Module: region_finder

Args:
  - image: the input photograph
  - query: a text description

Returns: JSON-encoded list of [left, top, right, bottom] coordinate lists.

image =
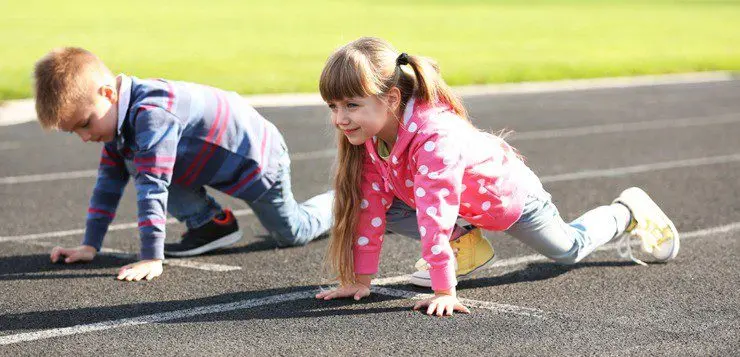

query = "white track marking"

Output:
[[2, 112, 739, 185], [0, 169, 98, 184], [2, 154, 738, 244], [0, 221, 736, 345], [510, 113, 740, 141], [540, 154, 740, 183], [371, 286, 547, 319], [0, 209, 253, 243], [0, 290, 317, 345], [2, 72, 735, 127], [0, 141, 21, 151], [0, 285, 546, 345], [24, 241, 242, 272]]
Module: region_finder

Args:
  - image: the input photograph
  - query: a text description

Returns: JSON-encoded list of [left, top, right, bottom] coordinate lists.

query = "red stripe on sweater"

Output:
[[182, 91, 230, 186], [225, 167, 261, 195], [134, 156, 176, 165], [100, 158, 119, 167], [175, 90, 224, 185], [137, 166, 174, 175]]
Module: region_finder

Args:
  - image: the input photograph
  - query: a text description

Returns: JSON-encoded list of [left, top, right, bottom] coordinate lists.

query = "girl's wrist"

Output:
[[434, 287, 456, 297], [354, 274, 373, 288]]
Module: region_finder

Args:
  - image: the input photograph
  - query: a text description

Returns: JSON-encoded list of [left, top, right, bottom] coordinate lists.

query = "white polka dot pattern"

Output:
[[424, 141, 436, 152], [354, 108, 530, 292]]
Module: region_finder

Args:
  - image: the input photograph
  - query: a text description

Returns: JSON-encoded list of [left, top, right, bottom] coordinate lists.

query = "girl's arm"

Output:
[[411, 131, 465, 293]]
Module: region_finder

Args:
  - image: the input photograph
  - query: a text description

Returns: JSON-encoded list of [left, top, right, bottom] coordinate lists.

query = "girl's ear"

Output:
[[386, 87, 402, 113]]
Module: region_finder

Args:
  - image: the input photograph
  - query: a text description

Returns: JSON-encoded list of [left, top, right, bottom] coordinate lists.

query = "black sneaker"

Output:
[[164, 209, 242, 257]]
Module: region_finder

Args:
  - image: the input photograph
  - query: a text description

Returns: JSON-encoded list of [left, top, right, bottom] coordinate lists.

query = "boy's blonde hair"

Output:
[[318, 37, 468, 286], [33, 47, 111, 130]]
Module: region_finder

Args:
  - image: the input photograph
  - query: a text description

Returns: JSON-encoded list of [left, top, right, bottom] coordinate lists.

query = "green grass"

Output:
[[1, 0, 739, 100]]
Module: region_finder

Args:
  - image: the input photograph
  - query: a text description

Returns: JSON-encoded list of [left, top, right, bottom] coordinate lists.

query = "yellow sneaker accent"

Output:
[[410, 228, 495, 287], [613, 187, 680, 265], [451, 228, 495, 276]]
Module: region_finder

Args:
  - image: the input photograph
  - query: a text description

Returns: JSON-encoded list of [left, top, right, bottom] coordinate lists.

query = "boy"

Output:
[[34, 47, 334, 281]]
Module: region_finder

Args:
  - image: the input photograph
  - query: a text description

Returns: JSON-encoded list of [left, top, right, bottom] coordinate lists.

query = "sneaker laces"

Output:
[[616, 227, 654, 266]]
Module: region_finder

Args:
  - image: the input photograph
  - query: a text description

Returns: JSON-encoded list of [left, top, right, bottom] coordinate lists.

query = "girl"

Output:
[[315, 37, 679, 317]]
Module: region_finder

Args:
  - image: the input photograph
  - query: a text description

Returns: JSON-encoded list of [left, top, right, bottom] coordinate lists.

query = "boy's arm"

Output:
[[131, 107, 181, 260], [82, 142, 131, 251]]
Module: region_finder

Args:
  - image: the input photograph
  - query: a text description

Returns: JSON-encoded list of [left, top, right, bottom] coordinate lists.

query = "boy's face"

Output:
[[59, 84, 118, 143]]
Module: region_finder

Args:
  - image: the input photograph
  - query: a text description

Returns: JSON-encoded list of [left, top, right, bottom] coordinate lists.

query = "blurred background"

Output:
[[1, 0, 739, 100]]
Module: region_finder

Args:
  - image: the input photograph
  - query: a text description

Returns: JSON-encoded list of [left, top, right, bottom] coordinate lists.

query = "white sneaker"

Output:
[[613, 187, 680, 265]]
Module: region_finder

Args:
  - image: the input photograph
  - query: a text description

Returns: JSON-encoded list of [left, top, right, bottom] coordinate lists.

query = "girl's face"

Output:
[[327, 89, 401, 146]]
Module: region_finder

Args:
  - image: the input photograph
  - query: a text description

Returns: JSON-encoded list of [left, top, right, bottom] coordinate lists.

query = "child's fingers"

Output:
[[145, 270, 159, 281], [50, 247, 63, 263], [445, 304, 454, 316], [353, 289, 365, 301], [436, 304, 446, 317], [426, 301, 438, 315], [455, 303, 471, 314], [316, 289, 334, 299], [64, 252, 83, 263], [117, 265, 133, 280], [322, 290, 340, 300], [133, 269, 149, 282]]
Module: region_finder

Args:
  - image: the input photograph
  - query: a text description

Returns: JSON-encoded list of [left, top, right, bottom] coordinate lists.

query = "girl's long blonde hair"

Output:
[[319, 37, 468, 286]]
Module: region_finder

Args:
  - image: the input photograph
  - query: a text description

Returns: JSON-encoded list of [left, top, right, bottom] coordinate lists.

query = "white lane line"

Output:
[[510, 113, 740, 141], [290, 149, 336, 161], [540, 154, 740, 183], [23, 241, 242, 272], [0, 284, 546, 345], [373, 221, 740, 286], [0, 169, 98, 185], [0, 290, 317, 346], [0, 208, 253, 244], [0, 141, 21, 151], [2, 113, 739, 185], [2, 153, 738, 244], [1, 220, 736, 345], [371, 286, 547, 319]]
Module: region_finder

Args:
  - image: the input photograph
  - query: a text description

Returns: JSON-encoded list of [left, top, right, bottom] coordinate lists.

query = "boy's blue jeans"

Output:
[[125, 145, 334, 247], [386, 188, 629, 265]]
